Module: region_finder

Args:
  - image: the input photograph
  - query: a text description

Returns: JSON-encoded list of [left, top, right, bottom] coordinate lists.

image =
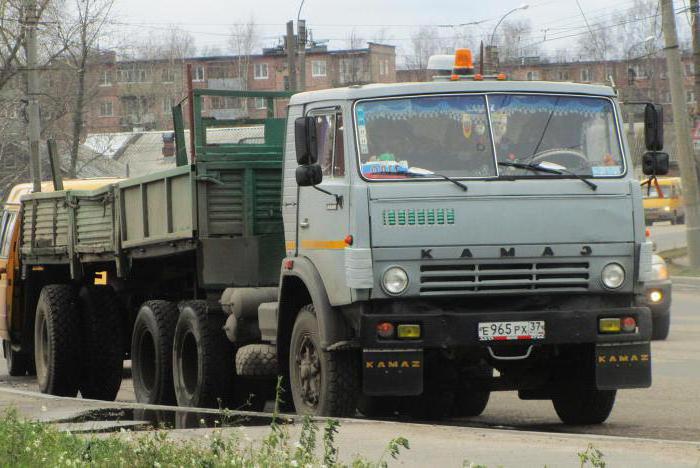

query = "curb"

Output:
[[670, 275, 700, 288]]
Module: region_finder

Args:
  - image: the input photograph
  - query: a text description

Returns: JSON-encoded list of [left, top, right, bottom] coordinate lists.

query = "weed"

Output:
[[578, 443, 606, 468]]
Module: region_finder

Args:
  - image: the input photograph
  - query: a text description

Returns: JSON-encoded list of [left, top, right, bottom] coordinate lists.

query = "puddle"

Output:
[[55, 407, 286, 433]]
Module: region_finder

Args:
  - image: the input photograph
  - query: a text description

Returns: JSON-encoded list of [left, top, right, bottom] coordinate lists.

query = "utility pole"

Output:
[[661, 0, 700, 267], [286, 20, 297, 93], [298, 19, 307, 92], [24, 0, 41, 192]]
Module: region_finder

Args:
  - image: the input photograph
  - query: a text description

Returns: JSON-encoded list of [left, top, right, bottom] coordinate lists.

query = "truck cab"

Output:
[[280, 79, 660, 423]]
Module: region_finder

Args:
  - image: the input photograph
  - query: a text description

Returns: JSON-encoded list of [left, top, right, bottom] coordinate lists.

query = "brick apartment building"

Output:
[[88, 43, 396, 133]]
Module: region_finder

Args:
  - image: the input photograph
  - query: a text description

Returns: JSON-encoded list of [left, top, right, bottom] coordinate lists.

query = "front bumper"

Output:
[[360, 306, 652, 348]]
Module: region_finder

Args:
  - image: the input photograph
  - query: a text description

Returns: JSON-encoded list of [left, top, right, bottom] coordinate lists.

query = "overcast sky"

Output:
[[109, 0, 693, 59]]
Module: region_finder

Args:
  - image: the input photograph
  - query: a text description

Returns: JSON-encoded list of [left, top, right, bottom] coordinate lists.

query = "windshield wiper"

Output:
[[407, 167, 468, 191], [498, 161, 598, 191]]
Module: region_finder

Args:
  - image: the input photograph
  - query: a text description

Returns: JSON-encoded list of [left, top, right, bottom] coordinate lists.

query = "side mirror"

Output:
[[644, 103, 663, 151], [295, 164, 323, 187], [295, 116, 318, 165], [642, 151, 670, 176]]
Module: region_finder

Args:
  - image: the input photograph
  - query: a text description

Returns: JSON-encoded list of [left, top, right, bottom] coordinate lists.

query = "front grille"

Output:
[[419, 261, 590, 295]]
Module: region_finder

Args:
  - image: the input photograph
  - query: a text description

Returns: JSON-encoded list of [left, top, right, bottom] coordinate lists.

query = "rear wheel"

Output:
[[131, 300, 179, 405], [552, 387, 616, 425], [3, 341, 32, 377], [172, 301, 235, 408], [78, 286, 124, 400], [289, 305, 359, 417], [34, 285, 81, 396]]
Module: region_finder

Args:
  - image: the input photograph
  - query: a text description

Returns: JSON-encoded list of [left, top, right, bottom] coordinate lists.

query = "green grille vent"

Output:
[[382, 208, 455, 226]]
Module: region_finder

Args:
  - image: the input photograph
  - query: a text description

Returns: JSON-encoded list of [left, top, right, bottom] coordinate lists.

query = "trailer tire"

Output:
[[552, 388, 616, 425], [77, 286, 124, 401], [173, 301, 235, 408], [289, 305, 359, 417], [34, 285, 81, 397], [131, 300, 179, 405], [3, 341, 32, 377]]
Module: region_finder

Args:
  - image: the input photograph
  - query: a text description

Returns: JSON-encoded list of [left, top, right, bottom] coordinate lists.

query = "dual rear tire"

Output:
[[34, 284, 124, 399]]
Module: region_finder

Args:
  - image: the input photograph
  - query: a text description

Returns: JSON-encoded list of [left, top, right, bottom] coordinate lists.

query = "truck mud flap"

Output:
[[363, 349, 423, 396], [595, 342, 651, 390]]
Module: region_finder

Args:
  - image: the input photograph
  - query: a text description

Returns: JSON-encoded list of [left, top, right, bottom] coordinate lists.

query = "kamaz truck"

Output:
[[1, 58, 668, 424]]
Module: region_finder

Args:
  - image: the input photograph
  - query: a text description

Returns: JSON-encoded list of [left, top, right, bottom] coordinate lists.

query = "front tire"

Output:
[[552, 387, 616, 425], [3, 341, 32, 377], [652, 312, 671, 340], [131, 300, 179, 405], [453, 363, 492, 417], [172, 301, 235, 408], [78, 286, 124, 400], [289, 305, 359, 417], [34, 285, 81, 396]]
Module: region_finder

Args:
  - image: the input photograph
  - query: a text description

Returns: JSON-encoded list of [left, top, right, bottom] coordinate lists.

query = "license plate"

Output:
[[478, 321, 545, 341]]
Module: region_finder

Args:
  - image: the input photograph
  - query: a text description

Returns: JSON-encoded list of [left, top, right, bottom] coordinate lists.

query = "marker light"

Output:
[[599, 318, 621, 333], [621, 316, 637, 333], [344, 235, 354, 246], [473, 73, 484, 81], [376, 322, 395, 339], [497, 73, 507, 80], [453, 48, 474, 76], [397, 324, 421, 339], [649, 290, 663, 303]]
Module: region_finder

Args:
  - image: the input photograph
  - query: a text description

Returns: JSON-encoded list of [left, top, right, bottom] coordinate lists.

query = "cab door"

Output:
[[296, 105, 351, 305]]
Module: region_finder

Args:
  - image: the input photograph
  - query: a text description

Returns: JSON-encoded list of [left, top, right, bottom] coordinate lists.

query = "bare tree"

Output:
[[405, 26, 443, 70], [499, 19, 539, 64], [228, 17, 258, 106], [50, 0, 114, 177]]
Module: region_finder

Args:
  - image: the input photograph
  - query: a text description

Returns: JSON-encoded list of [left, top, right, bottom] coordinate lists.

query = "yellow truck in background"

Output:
[[643, 177, 684, 225], [0, 179, 122, 375]]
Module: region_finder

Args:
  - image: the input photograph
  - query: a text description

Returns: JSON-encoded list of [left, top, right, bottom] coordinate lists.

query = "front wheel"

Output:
[[652, 312, 671, 341], [552, 387, 616, 425], [289, 305, 359, 417]]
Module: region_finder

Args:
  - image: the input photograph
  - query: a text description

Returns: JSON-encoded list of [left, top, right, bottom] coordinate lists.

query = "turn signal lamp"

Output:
[[453, 48, 474, 77], [377, 322, 395, 339], [397, 324, 421, 339], [599, 317, 621, 333]]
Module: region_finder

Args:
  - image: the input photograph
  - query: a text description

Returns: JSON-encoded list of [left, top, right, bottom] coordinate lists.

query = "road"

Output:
[[650, 222, 687, 252], [1, 285, 699, 443]]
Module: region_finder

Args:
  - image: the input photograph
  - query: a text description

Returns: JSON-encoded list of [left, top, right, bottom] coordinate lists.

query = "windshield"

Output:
[[355, 93, 624, 180]]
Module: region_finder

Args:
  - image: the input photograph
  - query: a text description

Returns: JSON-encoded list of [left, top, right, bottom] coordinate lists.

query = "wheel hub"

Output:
[[296, 335, 320, 407]]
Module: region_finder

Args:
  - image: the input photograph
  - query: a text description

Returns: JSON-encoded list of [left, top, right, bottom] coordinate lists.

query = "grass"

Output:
[[0, 406, 410, 467]]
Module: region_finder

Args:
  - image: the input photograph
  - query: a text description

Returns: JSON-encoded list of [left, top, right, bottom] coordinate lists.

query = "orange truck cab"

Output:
[[0, 179, 122, 375], [642, 177, 684, 225]]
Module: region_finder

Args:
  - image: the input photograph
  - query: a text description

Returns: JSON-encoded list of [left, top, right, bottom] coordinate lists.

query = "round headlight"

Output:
[[601, 263, 625, 289], [382, 267, 409, 295]]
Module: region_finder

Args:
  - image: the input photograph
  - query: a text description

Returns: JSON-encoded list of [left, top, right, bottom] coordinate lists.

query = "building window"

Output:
[[161, 68, 175, 83], [162, 96, 173, 113], [254, 63, 269, 80], [312, 60, 327, 77], [99, 101, 113, 117], [557, 70, 569, 81], [118, 67, 147, 83], [193, 66, 205, 82], [254, 97, 266, 109], [211, 96, 242, 109], [685, 62, 695, 77], [379, 59, 389, 76], [687, 90, 696, 103], [580, 69, 591, 82], [208, 65, 227, 79], [100, 70, 112, 86], [526, 71, 539, 81]]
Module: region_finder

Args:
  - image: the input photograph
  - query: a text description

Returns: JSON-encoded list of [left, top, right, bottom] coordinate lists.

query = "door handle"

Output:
[[299, 219, 310, 229]]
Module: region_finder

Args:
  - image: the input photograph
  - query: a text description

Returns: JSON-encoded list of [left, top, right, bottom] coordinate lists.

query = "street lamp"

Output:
[[489, 4, 530, 57]]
